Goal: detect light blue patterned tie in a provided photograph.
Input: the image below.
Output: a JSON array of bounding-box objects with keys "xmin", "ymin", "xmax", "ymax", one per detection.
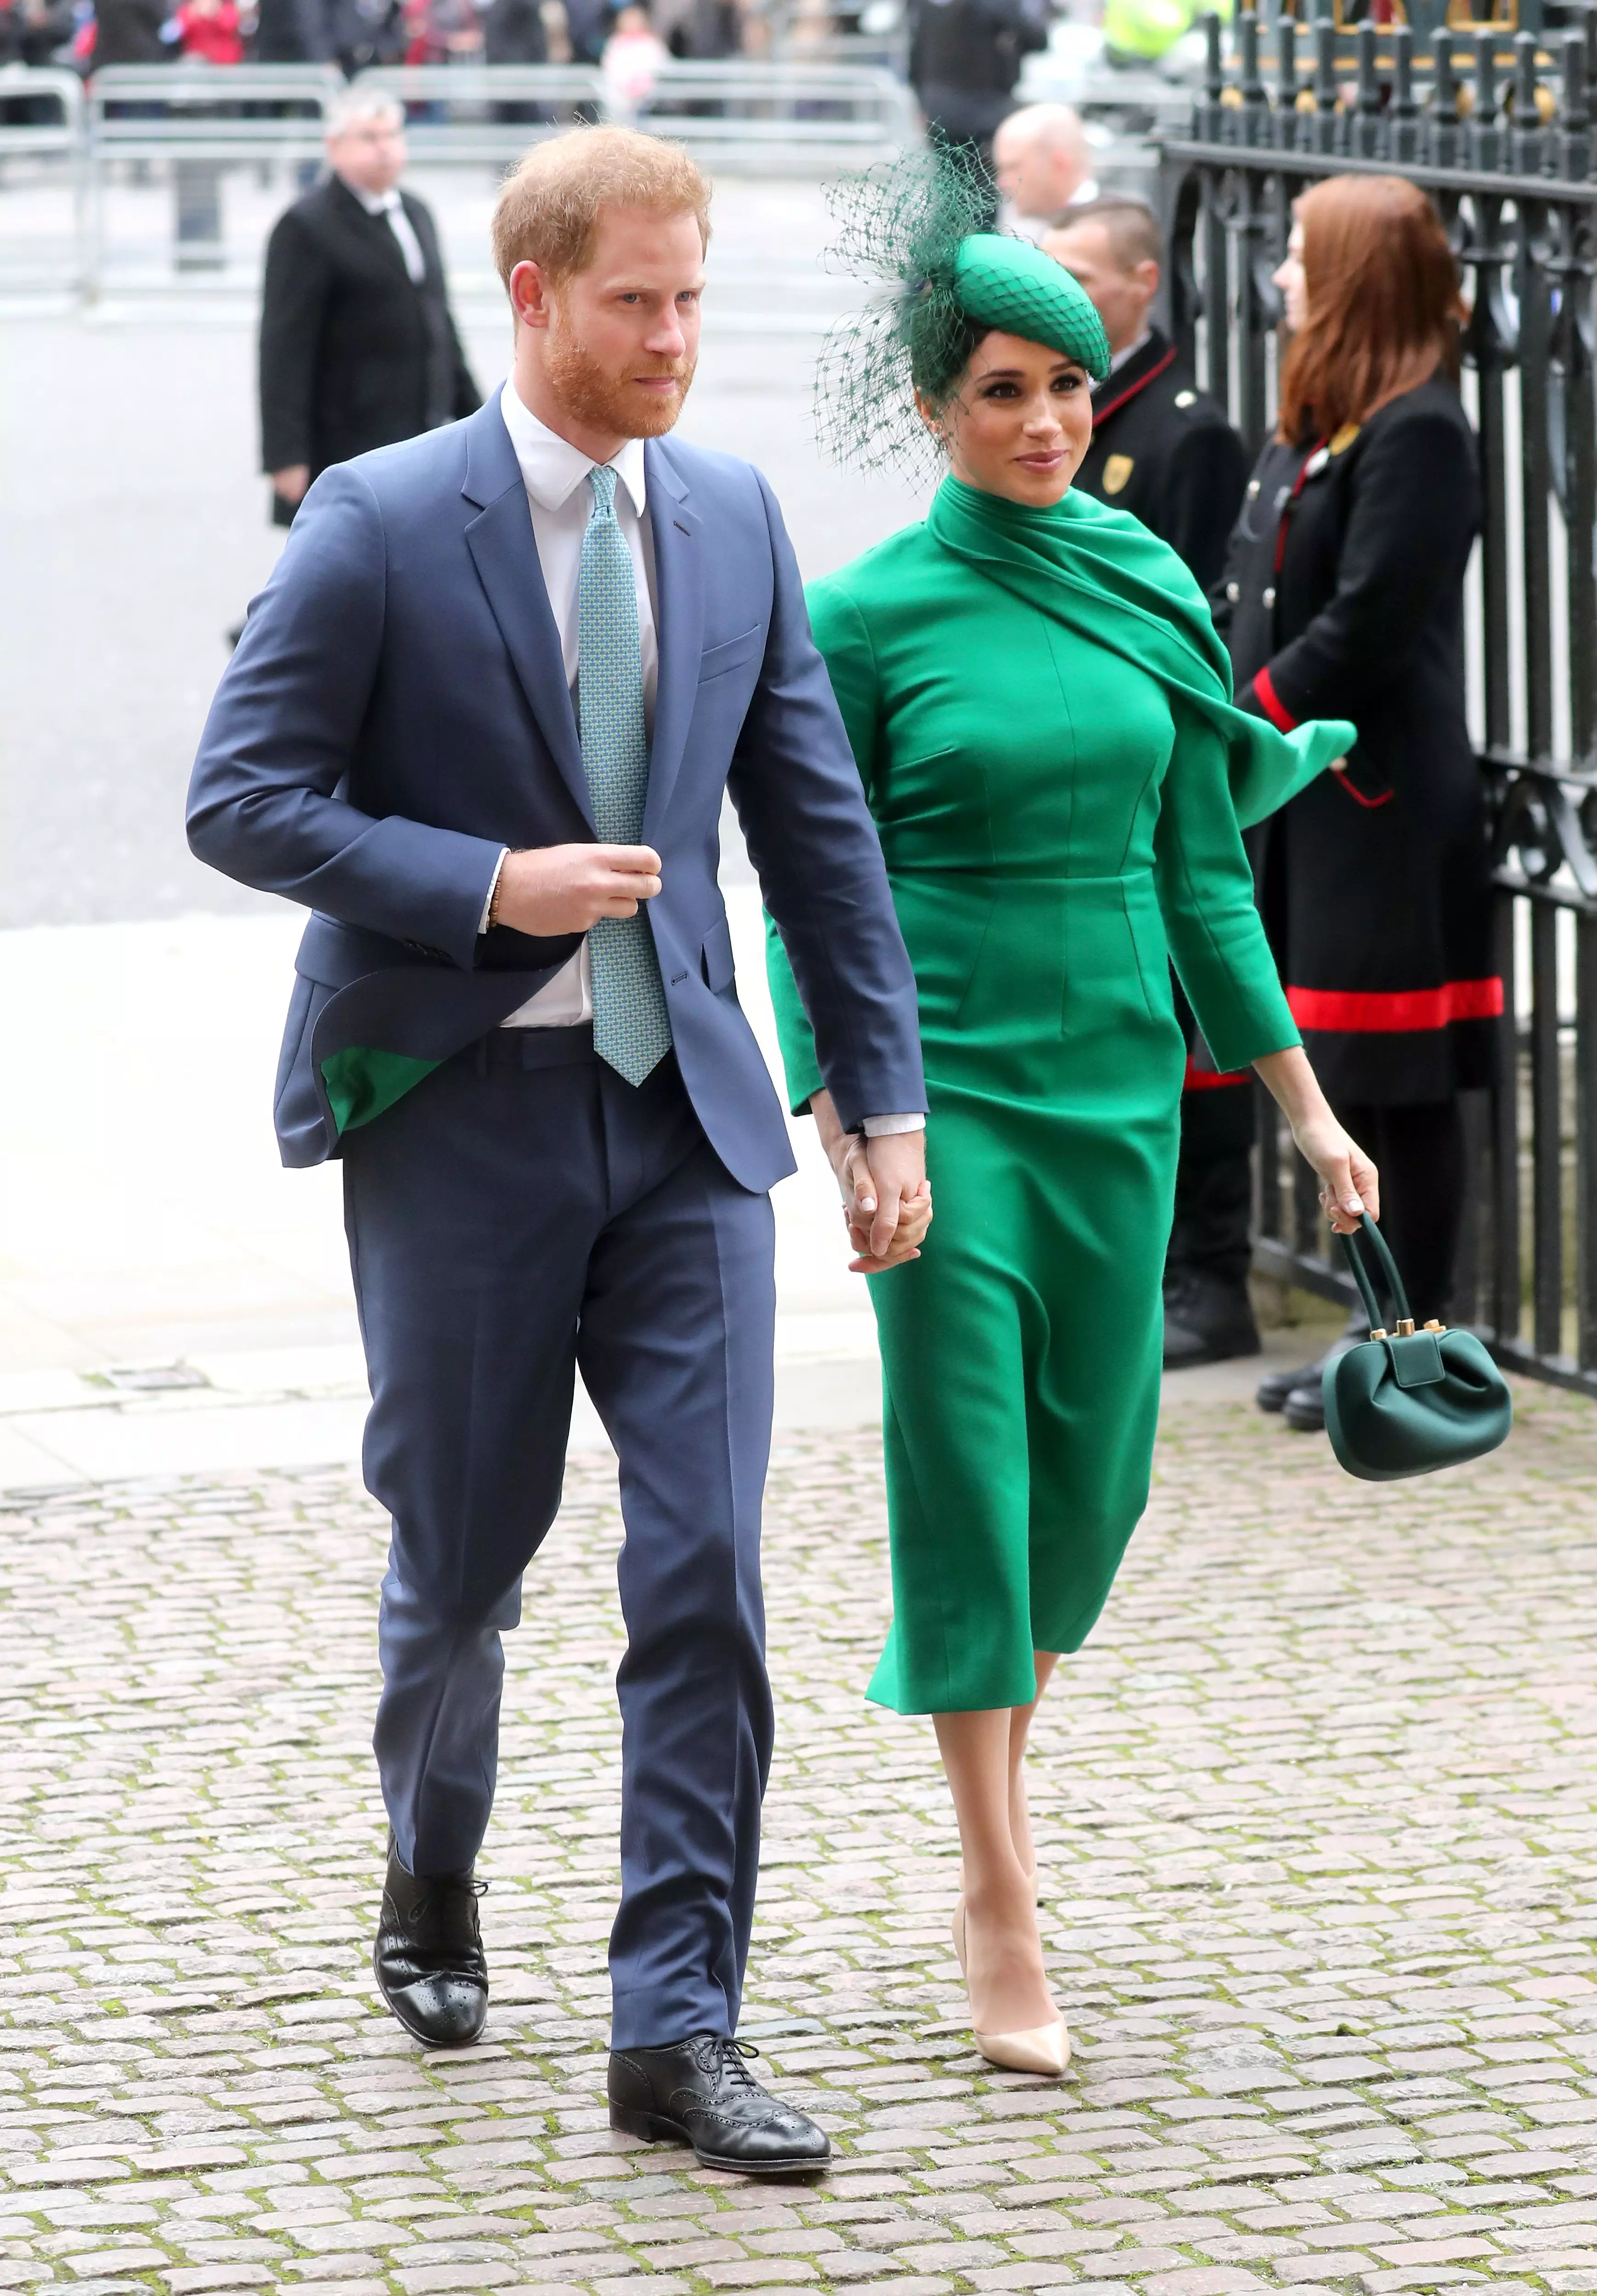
[{"xmin": 578, "ymin": 463, "xmax": 672, "ymax": 1086}]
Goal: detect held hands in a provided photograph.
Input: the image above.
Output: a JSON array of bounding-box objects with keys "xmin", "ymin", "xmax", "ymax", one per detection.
[
  {"xmin": 812, "ymin": 1090, "xmax": 932, "ymax": 1273},
  {"xmin": 491, "ymin": 844, "xmax": 663, "ymax": 936},
  {"xmin": 1253, "ymin": 1045, "xmax": 1380, "ymax": 1237}
]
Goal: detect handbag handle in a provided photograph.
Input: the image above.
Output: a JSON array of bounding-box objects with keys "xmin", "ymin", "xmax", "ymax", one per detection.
[{"xmin": 1339, "ymin": 1213, "xmax": 1415, "ymax": 1335}]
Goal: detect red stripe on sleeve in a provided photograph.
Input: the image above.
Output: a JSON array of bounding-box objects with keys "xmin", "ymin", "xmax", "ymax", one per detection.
[
  {"xmin": 1287, "ymin": 978, "xmax": 1506, "ymax": 1033},
  {"xmin": 1183, "ymin": 1056, "xmax": 1253, "ymax": 1091},
  {"xmin": 1253, "ymin": 666, "xmax": 1298, "ymax": 732}
]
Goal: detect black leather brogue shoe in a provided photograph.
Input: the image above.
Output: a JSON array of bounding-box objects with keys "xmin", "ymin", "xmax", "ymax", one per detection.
[
  {"xmin": 609, "ymin": 2033, "xmax": 830, "ymax": 2175},
  {"xmin": 372, "ymin": 1833, "xmax": 488, "ymax": 2047}
]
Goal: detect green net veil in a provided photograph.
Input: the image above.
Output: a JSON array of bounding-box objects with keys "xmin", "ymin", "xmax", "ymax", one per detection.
[{"xmin": 812, "ymin": 144, "xmax": 1112, "ymax": 479}]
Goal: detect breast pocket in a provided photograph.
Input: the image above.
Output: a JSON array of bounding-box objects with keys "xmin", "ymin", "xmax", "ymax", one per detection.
[{"xmin": 698, "ymin": 625, "xmax": 764, "ymax": 685}]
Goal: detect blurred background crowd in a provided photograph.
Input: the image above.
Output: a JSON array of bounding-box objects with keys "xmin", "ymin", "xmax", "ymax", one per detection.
[{"xmin": 0, "ymin": 0, "xmax": 1216, "ymax": 144}]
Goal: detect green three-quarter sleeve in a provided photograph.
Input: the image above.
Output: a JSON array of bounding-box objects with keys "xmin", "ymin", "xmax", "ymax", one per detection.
[
  {"xmin": 763, "ymin": 580, "xmax": 882, "ymax": 1116},
  {"xmin": 1154, "ymin": 698, "xmax": 1299, "ymax": 1074}
]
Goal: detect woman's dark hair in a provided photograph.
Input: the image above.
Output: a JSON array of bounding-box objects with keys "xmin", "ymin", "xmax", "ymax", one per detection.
[
  {"xmin": 908, "ymin": 295, "xmax": 988, "ymax": 406},
  {"xmin": 1277, "ymin": 175, "xmax": 1465, "ymax": 443}
]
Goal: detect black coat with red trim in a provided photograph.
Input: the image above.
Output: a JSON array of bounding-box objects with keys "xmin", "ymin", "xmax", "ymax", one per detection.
[
  {"xmin": 1211, "ymin": 375, "xmax": 1498, "ymax": 1105},
  {"xmin": 1075, "ymin": 329, "xmax": 1249, "ymax": 594}
]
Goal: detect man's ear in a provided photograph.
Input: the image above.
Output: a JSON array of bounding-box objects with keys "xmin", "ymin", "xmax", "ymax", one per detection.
[{"xmin": 509, "ymin": 259, "xmax": 555, "ymax": 332}]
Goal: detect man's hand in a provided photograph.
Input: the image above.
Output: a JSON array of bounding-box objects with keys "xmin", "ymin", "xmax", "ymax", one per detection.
[
  {"xmin": 812, "ymin": 1091, "xmax": 931, "ymax": 1274},
  {"xmin": 491, "ymin": 844, "xmax": 662, "ymax": 936},
  {"xmin": 271, "ymin": 464, "xmax": 311, "ymax": 506}
]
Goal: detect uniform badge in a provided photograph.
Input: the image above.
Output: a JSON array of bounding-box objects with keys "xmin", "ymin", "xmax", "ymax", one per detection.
[
  {"xmin": 1103, "ymin": 454, "xmax": 1134, "ymax": 494},
  {"xmin": 1330, "ymin": 422, "xmax": 1362, "ymax": 454},
  {"xmin": 1174, "ymin": 389, "xmax": 1196, "ymax": 408}
]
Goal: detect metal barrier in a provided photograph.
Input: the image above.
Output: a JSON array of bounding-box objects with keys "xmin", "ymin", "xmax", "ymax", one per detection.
[
  {"xmin": 351, "ymin": 64, "xmax": 608, "ymax": 163},
  {"xmin": 0, "ymin": 66, "xmax": 87, "ymax": 292},
  {"xmin": 0, "ymin": 62, "xmax": 84, "ymax": 158},
  {"xmin": 1161, "ymin": 10, "xmax": 1597, "ymax": 1397},
  {"xmin": 87, "ymin": 61, "xmax": 342, "ymax": 155},
  {"xmin": 0, "ymin": 61, "xmax": 919, "ymax": 299},
  {"xmin": 632, "ymin": 60, "xmax": 917, "ymax": 170},
  {"xmin": 86, "ymin": 62, "xmax": 341, "ymax": 291}
]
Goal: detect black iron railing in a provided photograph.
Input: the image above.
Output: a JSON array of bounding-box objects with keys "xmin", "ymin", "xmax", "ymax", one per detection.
[{"xmin": 1160, "ymin": 7, "xmax": 1597, "ymax": 1394}]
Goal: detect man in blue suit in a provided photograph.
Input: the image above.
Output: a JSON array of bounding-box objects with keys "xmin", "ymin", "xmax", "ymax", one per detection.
[{"xmin": 187, "ymin": 125, "xmax": 927, "ymax": 2174}]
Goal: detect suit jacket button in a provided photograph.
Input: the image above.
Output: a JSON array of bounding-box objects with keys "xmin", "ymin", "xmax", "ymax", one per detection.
[
  {"xmin": 1226, "ymin": 580, "xmax": 1241, "ymax": 602},
  {"xmin": 1262, "ymin": 585, "xmax": 1276, "ymax": 608}
]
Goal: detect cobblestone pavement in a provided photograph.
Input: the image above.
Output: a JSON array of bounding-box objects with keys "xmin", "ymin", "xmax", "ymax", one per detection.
[{"xmin": 4, "ymin": 1390, "xmax": 1597, "ymax": 2296}]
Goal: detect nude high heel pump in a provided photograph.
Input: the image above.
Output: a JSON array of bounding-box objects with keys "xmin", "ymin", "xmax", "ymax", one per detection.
[{"xmin": 951, "ymin": 1901, "xmax": 1071, "ymax": 2077}]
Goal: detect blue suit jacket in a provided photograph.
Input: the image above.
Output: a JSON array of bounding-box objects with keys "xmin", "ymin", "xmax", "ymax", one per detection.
[{"xmin": 186, "ymin": 395, "xmax": 925, "ymax": 1190}]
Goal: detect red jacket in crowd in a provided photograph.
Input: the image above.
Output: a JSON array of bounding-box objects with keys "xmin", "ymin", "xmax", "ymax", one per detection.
[{"xmin": 174, "ymin": 0, "xmax": 243, "ymax": 62}]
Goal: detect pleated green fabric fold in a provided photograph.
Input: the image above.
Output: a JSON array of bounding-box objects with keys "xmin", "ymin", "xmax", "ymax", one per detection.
[{"xmin": 925, "ymin": 476, "xmax": 1353, "ymax": 831}]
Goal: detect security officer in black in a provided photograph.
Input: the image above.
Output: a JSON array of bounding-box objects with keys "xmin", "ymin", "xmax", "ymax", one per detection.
[{"xmin": 1047, "ymin": 195, "xmax": 1259, "ymax": 1371}]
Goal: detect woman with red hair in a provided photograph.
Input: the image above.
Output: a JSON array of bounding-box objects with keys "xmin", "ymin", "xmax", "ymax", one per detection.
[{"xmin": 1213, "ymin": 174, "xmax": 1497, "ymax": 1431}]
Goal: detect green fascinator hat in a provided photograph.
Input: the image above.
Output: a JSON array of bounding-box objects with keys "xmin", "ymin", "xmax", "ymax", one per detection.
[
  {"xmin": 951, "ymin": 233, "xmax": 1109, "ymax": 383},
  {"xmin": 813, "ymin": 146, "xmax": 1110, "ymax": 476}
]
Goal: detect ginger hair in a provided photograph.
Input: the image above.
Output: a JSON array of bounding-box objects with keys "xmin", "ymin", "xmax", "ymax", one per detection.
[
  {"xmin": 1277, "ymin": 174, "xmax": 1464, "ymax": 444},
  {"xmin": 491, "ymin": 124, "xmax": 711, "ymax": 294}
]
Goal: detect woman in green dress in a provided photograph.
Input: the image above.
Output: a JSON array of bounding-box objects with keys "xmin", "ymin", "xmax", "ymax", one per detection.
[{"xmin": 765, "ymin": 156, "xmax": 1378, "ymax": 2074}]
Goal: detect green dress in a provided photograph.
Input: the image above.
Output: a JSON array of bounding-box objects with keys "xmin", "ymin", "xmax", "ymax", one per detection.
[{"xmin": 766, "ymin": 476, "xmax": 1354, "ymax": 1716}]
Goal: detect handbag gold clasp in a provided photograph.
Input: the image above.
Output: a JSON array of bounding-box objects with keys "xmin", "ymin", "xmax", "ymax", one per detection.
[
  {"xmin": 1370, "ymin": 1326, "xmax": 1388, "ymax": 1339},
  {"xmin": 1396, "ymin": 1318, "xmax": 1416, "ymax": 1336}
]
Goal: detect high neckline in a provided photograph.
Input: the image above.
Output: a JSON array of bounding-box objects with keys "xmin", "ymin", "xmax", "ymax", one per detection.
[{"xmin": 938, "ymin": 474, "xmax": 1082, "ymax": 529}]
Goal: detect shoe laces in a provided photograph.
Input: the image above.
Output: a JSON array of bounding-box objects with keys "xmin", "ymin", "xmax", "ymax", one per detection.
[
  {"xmin": 410, "ymin": 1875, "xmax": 487, "ymax": 1926},
  {"xmin": 705, "ymin": 2035, "xmax": 763, "ymax": 2092}
]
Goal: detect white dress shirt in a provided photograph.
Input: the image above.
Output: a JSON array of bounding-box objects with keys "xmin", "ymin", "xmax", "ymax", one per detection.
[
  {"xmin": 352, "ymin": 183, "xmax": 427, "ymax": 287},
  {"xmin": 482, "ymin": 383, "xmax": 924, "ymax": 1138}
]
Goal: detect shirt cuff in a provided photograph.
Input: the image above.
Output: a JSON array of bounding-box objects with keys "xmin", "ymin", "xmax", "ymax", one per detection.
[
  {"xmin": 860, "ymin": 1113, "xmax": 926, "ymax": 1137},
  {"xmin": 478, "ymin": 847, "xmax": 509, "ymax": 936}
]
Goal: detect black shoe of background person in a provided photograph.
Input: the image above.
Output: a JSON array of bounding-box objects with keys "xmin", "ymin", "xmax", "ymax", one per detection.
[
  {"xmin": 1162, "ymin": 1269, "xmax": 1262, "ymax": 1371},
  {"xmin": 1281, "ymin": 1376, "xmax": 1330, "ymax": 1433},
  {"xmin": 1256, "ymin": 1330, "xmax": 1363, "ymax": 1414},
  {"xmin": 372, "ymin": 1833, "xmax": 488, "ymax": 2047},
  {"xmin": 609, "ymin": 2033, "xmax": 831, "ymax": 2174}
]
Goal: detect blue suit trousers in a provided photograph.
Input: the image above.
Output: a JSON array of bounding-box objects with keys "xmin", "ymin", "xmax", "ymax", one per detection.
[{"xmin": 342, "ymin": 1030, "xmax": 777, "ymax": 2050}]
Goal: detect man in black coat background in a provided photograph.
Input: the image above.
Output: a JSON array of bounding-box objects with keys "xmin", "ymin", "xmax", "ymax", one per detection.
[
  {"xmin": 1047, "ymin": 195, "xmax": 1261, "ymax": 1373},
  {"xmin": 259, "ymin": 90, "xmax": 480, "ymax": 528},
  {"xmin": 908, "ymin": 0, "xmax": 1050, "ymax": 172}
]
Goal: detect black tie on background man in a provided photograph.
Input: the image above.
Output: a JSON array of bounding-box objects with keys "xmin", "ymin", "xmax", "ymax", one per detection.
[
  {"xmin": 259, "ymin": 90, "xmax": 480, "ymax": 528},
  {"xmin": 1046, "ymin": 194, "xmax": 1260, "ymax": 1374}
]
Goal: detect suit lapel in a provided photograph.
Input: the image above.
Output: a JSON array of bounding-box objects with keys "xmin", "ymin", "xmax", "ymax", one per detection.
[
  {"xmin": 461, "ymin": 400, "xmax": 593, "ymax": 830},
  {"xmin": 643, "ymin": 439, "xmax": 702, "ymax": 844}
]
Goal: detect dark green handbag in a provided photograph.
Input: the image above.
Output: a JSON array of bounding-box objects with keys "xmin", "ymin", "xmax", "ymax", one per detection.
[{"xmin": 1323, "ymin": 1215, "xmax": 1512, "ymax": 1481}]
